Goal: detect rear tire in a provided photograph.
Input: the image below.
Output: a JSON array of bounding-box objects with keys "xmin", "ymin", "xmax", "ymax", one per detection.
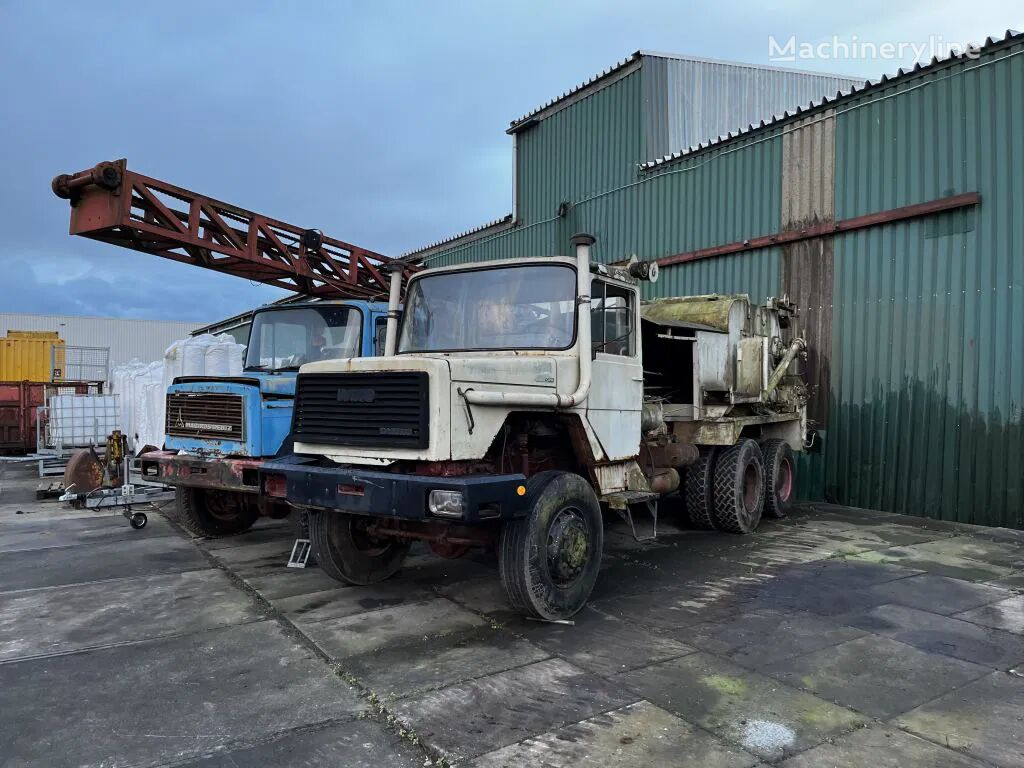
[
  {"xmin": 712, "ymin": 439, "xmax": 765, "ymax": 534},
  {"xmin": 499, "ymin": 471, "xmax": 603, "ymax": 620},
  {"xmin": 684, "ymin": 448, "xmax": 718, "ymax": 529},
  {"xmin": 760, "ymin": 439, "xmax": 796, "ymax": 519},
  {"xmin": 174, "ymin": 487, "xmax": 258, "ymax": 537},
  {"xmin": 308, "ymin": 511, "xmax": 410, "ymax": 585}
]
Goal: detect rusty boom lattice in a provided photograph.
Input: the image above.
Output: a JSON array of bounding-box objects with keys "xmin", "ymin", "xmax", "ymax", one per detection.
[{"xmin": 52, "ymin": 159, "xmax": 415, "ymax": 299}]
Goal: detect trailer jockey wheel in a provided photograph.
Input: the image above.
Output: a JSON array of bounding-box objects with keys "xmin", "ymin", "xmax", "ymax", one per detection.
[
  {"xmin": 308, "ymin": 512, "xmax": 410, "ymax": 586},
  {"xmin": 174, "ymin": 487, "xmax": 258, "ymax": 537},
  {"xmin": 499, "ymin": 471, "xmax": 603, "ymax": 620},
  {"xmin": 712, "ymin": 439, "xmax": 765, "ymax": 534},
  {"xmin": 760, "ymin": 439, "xmax": 796, "ymax": 519}
]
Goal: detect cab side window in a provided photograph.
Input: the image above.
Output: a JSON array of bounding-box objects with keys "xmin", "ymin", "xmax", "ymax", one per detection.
[
  {"xmin": 591, "ymin": 279, "xmax": 635, "ymax": 356},
  {"xmin": 374, "ymin": 317, "xmax": 388, "ymax": 356}
]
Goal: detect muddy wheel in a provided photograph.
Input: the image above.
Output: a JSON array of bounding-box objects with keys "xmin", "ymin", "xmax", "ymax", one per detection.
[
  {"xmin": 760, "ymin": 439, "xmax": 796, "ymax": 519},
  {"xmin": 308, "ymin": 511, "xmax": 410, "ymax": 585},
  {"xmin": 712, "ymin": 439, "xmax": 765, "ymax": 534},
  {"xmin": 498, "ymin": 471, "xmax": 603, "ymax": 620},
  {"xmin": 684, "ymin": 447, "xmax": 718, "ymax": 529},
  {"xmin": 174, "ymin": 487, "xmax": 258, "ymax": 537}
]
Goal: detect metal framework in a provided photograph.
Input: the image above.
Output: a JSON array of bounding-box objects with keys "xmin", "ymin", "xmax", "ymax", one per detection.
[{"xmin": 53, "ymin": 160, "xmax": 413, "ymax": 299}]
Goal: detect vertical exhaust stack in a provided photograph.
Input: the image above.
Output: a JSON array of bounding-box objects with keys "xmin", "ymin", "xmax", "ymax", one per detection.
[
  {"xmin": 565, "ymin": 233, "xmax": 596, "ymax": 407},
  {"xmin": 383, "ymin": 262, "xmax": 405, "ymax": 356}
]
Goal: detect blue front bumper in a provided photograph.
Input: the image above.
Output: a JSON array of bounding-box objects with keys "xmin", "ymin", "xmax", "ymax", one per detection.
[{"xmin": 260, "ymin": 455, "xmax": 530, "ymax": 524}]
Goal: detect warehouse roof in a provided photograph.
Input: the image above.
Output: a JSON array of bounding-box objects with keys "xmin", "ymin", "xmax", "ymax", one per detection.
[
  {"xmin": 639, "ymin": 29, "xmax": 1023, "ymax": 171},
  {"xmin": 506, "ymin": 50, "xmax": 860, "ymax": 134}
]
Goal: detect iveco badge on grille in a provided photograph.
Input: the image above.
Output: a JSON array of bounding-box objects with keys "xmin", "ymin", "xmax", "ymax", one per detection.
[{"xmin": 336, "ymin": 388, "xmax": 375, "ymax": 403}]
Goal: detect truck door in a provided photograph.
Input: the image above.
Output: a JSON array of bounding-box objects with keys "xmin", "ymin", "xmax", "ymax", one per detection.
[{"xmin": 586, "ymin": 279, "xmax": 643, "ymax": 460}]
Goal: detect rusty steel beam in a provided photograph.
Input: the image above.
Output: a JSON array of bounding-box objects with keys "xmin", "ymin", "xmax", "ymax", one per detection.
[
  {"xmin": 52, "ymin": 159, "xmax": 415, "ymax": 299},
  {"xmin": 657, "ymin": 192, "xmax": 981, "ymax": 268}
]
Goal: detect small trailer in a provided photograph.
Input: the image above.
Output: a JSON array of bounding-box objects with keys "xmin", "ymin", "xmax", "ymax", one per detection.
[{"xmin": 262, "ymin": 235, "xmax": 809, "ymax": 619}]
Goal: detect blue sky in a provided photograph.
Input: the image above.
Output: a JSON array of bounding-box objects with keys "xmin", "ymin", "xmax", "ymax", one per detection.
[{"xmin": 1, "ymin": 1, "xmax": 1018, "ymax": 322}]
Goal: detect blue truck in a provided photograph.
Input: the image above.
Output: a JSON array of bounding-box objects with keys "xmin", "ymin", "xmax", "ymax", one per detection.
[{"xmin": 141, "ymin": 299, "xmax": 390, "ymax": 536}]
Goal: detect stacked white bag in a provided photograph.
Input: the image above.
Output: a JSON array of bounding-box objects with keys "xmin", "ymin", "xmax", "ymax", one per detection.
[{"xmin": 110, "ymin": 334, "xmax": 247, "ymax": 453}]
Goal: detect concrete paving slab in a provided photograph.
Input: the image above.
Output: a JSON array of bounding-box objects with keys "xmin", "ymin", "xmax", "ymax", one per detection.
[
  {"xmin": 618, "ymin": 651, "xmax": 866, "ymax": 761},
  {"xmin": 984, "ymin": 571, "xmax": 1024, "ymax": 590},
  {"xmin": 513, "ymin": 605, "xmax": 696, "ymax": 676},
  {"xmin": 391, "ymin": 657, "xmax": 637, "ymax": 762},
  {"xmin": 591, "ymin": 578, "xmax": 764, "ymax": 632},
  {"xmin": 954, "ymin": 596, "xmax": 1024, "ymax": 634},
  {"xmin": 772, "ymin": 519, "xmax": 955, "ymax": 549},
  {"xmin": 778, "ymin": 724, "xmax": 989, "ymax": 768},
  {"xmin": 344, "ymin": 627, "xmax": 549, "ymax": 699},
  {"xmin": 399, "ymin": 550, "xmax": 499, "ymax": 587},
  {"xmin": 0, "ymin": 512, "xmax": 177, "ymax": 553},
  {"xmin": 272, "ymin": 579, "xmax": 437, "ymax": 624},
  {"xmin": 589, "ymin": 557, "xmax": 683, "ymax": 601},
  {"xmin": 179, "ymin": 719, "xmax": 424, "ymax": 768},
  {"xmin": 861, "ymin": 573, "xmax": 1011, "ymax": 615},
  {"xmin": 0, "ymin": 535, "xmax": 208, "ymax": 593},
  {"xmin": 471, "ymin": 700, "xmax": 760, "ymax": 768},
  {"xmin": 299, "ymin": 597, "xmax": 486, "ymax": 658},
  {"xmin": 196, "ymin": 519, "xmax": 294, "ymax": 550},
  {"xmin": 683, "ymin": 608, "xmax": 867, "ymax": 669},
  {"xmin": 207, "ymin": 538, "xmax": 295, "ymax": 578},
  {"xmin": 0, "ymin": 569, "xmax": 262, "ymax": 662},
  {"xmin": 898, "ymin": 671, "xmax": 1024, "ymax": 768},
  {"xmin": 776, "ymin": 557, "xmax": 923, "ymax": 587},
  {"xmin": 438, "ymin": 575, "xmax": 518, "ymax": 616},
  {"xmin": 243, "ymin": 567, "xmax": 352, "ymax": 600},
  {"xmin": 759, "ymin": 635, "xmax": 992, "ymax": 719},
  {"xmin": 910, "ymin": 536, "xmax": 1024, "ymax": 570},
  {"xmin": 753, "ymin": 579, "xmax": 898, "ymax": 617},
  {"xmin": 847, "ymin": 546, "xmax": 1015, "ymax": 582},
  {"xmin": 838, "ymin": 603, "xmax": 1024, "ymax": 669},
  {"xmin": 0, "ymin": 620, "xmax": 363, "ymax": 768}
]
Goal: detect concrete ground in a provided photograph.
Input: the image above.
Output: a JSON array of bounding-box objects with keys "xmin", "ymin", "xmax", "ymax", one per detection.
[{"xmin": 1, "ymin": 464, "xmax": 1023, "ymax": 768}]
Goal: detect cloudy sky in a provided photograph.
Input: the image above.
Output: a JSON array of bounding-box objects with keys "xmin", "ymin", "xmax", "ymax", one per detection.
[{"xmin": 1, "ymin": 1, "xmax": 1019, "ymax": 323}]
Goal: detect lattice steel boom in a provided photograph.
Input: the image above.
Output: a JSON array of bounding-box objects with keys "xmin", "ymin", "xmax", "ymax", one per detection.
[{"xmin": 52, "ymin": 159, "xmax": 413, "ymax": 299}]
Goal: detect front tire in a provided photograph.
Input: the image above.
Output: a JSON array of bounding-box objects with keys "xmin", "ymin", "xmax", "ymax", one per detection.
[
  {"xmin": 498, "ymin": 471, "xmax": 603, "ymax": 620},
  {"xmin": 174, "ymin": 487, "xmax": 258, "ymax": 537},
  {"xmin": 712, "ymin": 439, "xmax": 765, "ymax": 534},
  {"xmin": 308, "ymin": 511, "xmax": 410, "ymax": 585}
]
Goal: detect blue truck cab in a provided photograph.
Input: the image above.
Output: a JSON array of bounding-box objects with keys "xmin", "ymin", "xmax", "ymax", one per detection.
[{"xmin": 141, "ymin": 299, "xmax": 390, "ymax": 536}]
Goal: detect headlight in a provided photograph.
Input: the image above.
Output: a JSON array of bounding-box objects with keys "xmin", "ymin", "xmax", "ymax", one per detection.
[{"xmin": 428, "ymin": 489, "xmax": 464, "ymax": 518}]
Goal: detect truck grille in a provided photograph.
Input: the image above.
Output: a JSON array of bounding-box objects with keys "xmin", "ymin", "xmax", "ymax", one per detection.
[
  {"xmin": 293, "ymin": 372, "xmax": 429, "ymax": 450},
  {"xmin": 166, "ymin": 393, "xmax": 245, "ymax": 441}
]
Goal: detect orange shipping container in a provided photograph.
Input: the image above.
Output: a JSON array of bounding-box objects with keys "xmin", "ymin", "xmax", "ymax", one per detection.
[{"xmin": 0, "ymin": 331, "xmax": 65, "ymax": 382}]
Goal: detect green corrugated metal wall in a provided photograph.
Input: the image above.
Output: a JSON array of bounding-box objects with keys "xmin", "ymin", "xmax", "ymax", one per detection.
[
  {"xmin": 419, "ymin": 36, "xmax": 1024, "ymax": 528},
  {"xmin": 827, "ymin": 40, "xmax": 1024, "ymax": 527}
]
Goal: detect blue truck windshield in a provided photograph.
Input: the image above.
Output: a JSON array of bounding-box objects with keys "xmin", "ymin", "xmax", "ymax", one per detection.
[
  {"xmin": 398, "ymin": 264, "xmax": 577, "ymax": 353},
  {"xmin": 245, "ymin": 306, "xmax": 361, "ymax": 371}
]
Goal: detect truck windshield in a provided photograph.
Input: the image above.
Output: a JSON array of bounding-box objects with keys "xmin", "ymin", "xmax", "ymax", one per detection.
[
  {"xmin": 245, "ymin": 306, "xmax": 361, "ymax": 371},
  {"xmin": 398, "ymin": 264, "xmax": 576, "ymax": 353}
]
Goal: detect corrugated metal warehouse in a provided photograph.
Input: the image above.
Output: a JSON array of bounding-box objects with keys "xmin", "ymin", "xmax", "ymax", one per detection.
[
  {"xmin": 0, "ymin": 313, "xmax": 201, "ymax": 370},
  {"xmin": 408, "ymin": 34, "xmax": 1024, "ymax": 530}
]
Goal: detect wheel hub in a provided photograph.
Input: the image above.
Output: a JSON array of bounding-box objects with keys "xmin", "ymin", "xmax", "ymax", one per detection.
[{"xmin": 547, "ymin": 509, "xmax": 589, "ymax": 586}]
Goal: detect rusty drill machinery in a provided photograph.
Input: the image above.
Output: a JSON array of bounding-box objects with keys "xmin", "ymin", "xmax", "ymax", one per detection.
[{"xmin": 52, "ymin": 159, "xmax": 416, "ymax": 299}]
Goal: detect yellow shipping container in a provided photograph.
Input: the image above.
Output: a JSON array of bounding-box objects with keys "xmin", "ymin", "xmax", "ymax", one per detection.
[{"xmin": 0, "ymin": 331, "xmax": 65, "ymax": 382}]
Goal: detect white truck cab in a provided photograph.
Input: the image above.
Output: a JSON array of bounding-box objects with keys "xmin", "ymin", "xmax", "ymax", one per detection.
[{"xmin": 262, "ymin": 235, "xmax": 808, "ymax": 619}]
